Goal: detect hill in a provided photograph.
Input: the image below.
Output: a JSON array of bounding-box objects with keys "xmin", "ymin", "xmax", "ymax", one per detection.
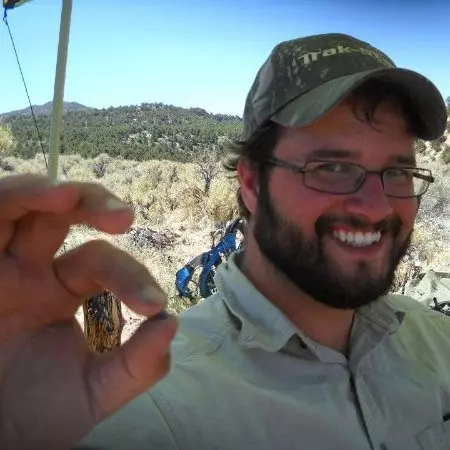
[
  {"xmin": 1, "ymin": 100, "xmax": 449, "ymax": 165},
  {"xmin": 1, "ymin": 102, "xmax": 243, "ymax": 163},
  {"xmin": 0, "ymin": 101, "xmax": 92, "ymax": 120}
]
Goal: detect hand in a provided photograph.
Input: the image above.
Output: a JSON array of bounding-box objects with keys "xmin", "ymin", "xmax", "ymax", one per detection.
[{"xmin": 0, "ymin": 174, "xmax": 178, "ymax": 450}]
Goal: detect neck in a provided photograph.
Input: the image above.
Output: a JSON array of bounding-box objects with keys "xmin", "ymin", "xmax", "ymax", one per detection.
[{"xmin": 237, "ymin": 239, "xmax": 355, "ymax": 355}]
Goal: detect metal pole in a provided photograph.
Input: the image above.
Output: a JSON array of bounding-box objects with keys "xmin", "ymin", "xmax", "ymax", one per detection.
[{"xmin": 47, "ymin": 0, "xmax": 72, "ymax": 183}]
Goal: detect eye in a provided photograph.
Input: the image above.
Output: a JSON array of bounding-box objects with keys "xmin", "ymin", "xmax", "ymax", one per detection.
[
  {"xmin": 385, "ymin": 168, "xmax": 413, "ymax": 180},
  {"xmin": 315, "ymin": 162, "xmax": 352, "ymax": 173}
]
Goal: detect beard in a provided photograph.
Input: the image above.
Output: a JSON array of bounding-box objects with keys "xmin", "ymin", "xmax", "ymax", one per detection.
[{"xmin": 252, "ymin": 185, "xmax": 413, "ymax": 310}]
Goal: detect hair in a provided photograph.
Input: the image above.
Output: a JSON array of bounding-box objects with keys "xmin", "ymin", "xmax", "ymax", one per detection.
[{"xmin": 222, "ymin": 79, "xmax": 423, "ymax": 221}]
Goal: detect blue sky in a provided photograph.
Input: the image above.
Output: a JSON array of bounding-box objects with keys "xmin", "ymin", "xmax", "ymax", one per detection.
[{"xmin": 1, "ymin": 0, "xmax": 449, "ymax": 116}]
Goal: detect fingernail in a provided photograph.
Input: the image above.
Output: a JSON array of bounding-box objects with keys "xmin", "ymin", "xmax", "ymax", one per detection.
[
  {"xmin": 104, "ymin": 197, "xmax": 129, "ymax": 211},
  {"xmin": 141, "ymin": 285, "xmax": 168, "ymax": 305}
]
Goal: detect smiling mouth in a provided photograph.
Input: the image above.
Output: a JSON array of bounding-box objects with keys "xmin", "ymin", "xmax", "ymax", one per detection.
[{"xmin": 330, "ymin": 227, "xmax": 383, "ymax": 248}]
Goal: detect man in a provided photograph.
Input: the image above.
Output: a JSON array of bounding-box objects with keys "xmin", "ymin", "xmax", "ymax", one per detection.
[{"xmin": 0, "ymin": 32, "xmax": 449, "ymax": 449}]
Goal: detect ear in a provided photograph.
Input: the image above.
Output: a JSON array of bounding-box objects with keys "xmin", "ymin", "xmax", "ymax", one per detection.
[{"xmin": 237, "ymin": 158, "xmax": 259, "ymax": 215}]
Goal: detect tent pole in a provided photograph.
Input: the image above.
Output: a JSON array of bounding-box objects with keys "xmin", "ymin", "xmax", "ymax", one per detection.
[{"xmin": 47, "ymin": 0, "xmax": 72, "ymax": 183}]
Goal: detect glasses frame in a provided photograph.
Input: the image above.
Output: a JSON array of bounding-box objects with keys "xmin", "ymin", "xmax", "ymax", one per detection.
[{"xmin": 263, "ymin": 156, "xmax": 435, "ymax": 198}]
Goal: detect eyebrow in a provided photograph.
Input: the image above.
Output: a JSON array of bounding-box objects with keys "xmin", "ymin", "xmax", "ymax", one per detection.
[
  {"xmin": 306, "ymin": 148, "xmax": 357, "ymax": 160},
  {"xmin": 305, "ymin": 148, "xmax": 416, "ymax": 166},
  {"xmin": 393, "ymin": 154, "xmax": 416, "ymax": 166}
]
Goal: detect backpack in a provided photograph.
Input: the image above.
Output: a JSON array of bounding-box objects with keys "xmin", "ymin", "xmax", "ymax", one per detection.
[{"xmin": 175, "ymin": 218, "xmax": 245, "ymax": 301}]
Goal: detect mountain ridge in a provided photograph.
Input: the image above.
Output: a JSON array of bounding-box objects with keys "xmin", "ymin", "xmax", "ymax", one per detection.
[
  {"xmin": 2, "ymin": 101, "xmax": 243, "ymax": 162},
  {"xmin": 1, "ymin": 100, "xmax": 448, "ymax": 165},
  {"xmin": 0, "ymin": 101, "xmax": 93, "ymax": 119}
]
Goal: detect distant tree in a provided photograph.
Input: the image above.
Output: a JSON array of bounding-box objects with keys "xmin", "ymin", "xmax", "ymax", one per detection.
[
  {"xmin": 196, "ymin": 145, "xmax": 221, "ymax": 195},
  {"xmin": 437, "ymin": 135, "xmax": 447, "ymax": 145},
  {"xmin": 0, "ymin": 123, "xmax": 16, "ymax": 162},
  {"xmin": 415, "ymin": 140, "xmax": 427, "ymax": 154},
  {"xmin": 89, "ymin": 153, "xmax": 111, "ymax": 178},
  {"xmin": 430, "ymin": 139, "xmax": 443, "ymax": 153},
  {"xmin": 442, "ymin": 145, "xmax": 450, "ymax": 165}
]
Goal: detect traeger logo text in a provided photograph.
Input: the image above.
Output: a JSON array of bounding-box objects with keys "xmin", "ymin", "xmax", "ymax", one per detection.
[{"xmin": 298, "ymin": 45, "xmax": 392, "ymax": 67}]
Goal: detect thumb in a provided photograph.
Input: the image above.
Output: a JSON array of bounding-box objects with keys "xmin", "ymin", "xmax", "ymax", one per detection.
[{"xmin": 86, "ymin": 312, "xmax": 178, "ymax": 422}]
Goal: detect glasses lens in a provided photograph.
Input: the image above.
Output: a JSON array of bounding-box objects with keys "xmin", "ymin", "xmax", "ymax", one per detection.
[
  {"xmin": 383, "ymin": 168, "xmax": 432, "ymax": 197},
  {"xmin": 304, "ymin": 162, "xmax": 365, "ymax": 193}
]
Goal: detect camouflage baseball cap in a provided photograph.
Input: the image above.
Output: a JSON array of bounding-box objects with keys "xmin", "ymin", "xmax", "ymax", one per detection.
[{"xmin": 243, "ymin": 33, "xmax": 447, "ymax": 141}]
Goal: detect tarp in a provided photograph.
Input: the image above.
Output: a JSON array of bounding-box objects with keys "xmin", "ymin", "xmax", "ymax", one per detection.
[
  {"xmin": 403, "ymin": 270, "xmax": 450, "ymax": 313},
  {"xmin": 3, "ymin": 0, "xmax": 32, "ymax": 10}
]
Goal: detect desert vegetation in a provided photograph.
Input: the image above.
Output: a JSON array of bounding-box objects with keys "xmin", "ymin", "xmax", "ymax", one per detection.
[{"xmin": 0, "ymin": 100, "xmax": 448, "ymax": 340}]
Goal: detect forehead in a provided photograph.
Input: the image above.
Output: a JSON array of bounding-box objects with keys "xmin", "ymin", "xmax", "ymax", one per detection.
[{"xmin": 274, "ymin": 98, "xmax": 416, "ymax": 163}]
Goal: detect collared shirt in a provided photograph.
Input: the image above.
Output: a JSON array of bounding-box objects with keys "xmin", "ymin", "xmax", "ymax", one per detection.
[{"xmin": 76, "ymin": 251, "xmax": 450, "ymax": 450}]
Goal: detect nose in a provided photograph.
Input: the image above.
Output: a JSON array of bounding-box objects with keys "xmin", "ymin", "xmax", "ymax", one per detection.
[{"xmin": 344, "ymin": 173, "xmax": 394, "ymax": 223}]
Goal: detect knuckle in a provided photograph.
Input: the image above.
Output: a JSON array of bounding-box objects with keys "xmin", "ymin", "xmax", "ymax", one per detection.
[
  {"xmin": 75, "ymin": 181, "xmax": 116, "ymax": 199},
  {"xmin": 79, "ymin": 240, "xmax": 135, "ymax": 275},
  {"xmin": 81, "ymin": 239, "xmax": 116, "ymax": 257}
]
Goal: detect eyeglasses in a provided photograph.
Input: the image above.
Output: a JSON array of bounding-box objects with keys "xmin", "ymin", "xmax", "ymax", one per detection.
[{"xmin": 264, "ymin": 157, "xmax": 434, "ymax": 198}]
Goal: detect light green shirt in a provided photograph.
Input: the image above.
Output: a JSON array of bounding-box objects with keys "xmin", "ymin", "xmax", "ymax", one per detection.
[{"xmin": 76, "ymin": 251, "xmax": 450, "ymax": 450}]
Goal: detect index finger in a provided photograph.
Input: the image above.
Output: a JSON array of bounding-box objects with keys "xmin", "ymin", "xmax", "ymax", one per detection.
[
  {"xmin": 0, "ymin": 174, "xmax": 81, "ymax": 220},
  {"xmin": 0, "ymin": 174, "xmax": 134, "ymax": 234}
]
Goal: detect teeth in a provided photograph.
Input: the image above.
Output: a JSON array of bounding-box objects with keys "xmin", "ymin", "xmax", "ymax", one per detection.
[
  {"xmin": 354, "ymin": 232, "xmax": 364, "ymax": 245},
  {"xmin": 332, "ymin": 229, "xmax": 381, "ymax": 247}
]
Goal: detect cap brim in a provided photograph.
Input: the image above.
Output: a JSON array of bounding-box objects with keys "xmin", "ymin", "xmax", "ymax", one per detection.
[{"xmin": 271, "ymin": 68, "xmax": 447, "ymax": 141}]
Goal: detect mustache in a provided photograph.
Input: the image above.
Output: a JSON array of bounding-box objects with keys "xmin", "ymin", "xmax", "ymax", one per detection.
[{"xmin": 315, "ymin": 214, "xmax": 403, "ymax": 237}]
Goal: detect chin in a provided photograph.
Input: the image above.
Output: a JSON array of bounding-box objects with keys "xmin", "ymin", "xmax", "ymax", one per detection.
[{"xmin": 330, "ymin": 253, "xmax": 390, "ymax": 281}]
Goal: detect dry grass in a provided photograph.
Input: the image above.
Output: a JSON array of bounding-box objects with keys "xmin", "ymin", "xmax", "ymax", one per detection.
[{"xmin": 1, "ymin": 154, "xmax": 240, "ymax": 335}]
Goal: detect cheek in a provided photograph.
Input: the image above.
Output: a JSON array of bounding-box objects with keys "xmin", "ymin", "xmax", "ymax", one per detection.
[
  {"xmin": 392, "ymin": 198, "xmax": 418, "ymax": 232},
  {"xmin": 271, "ymin": 175, "xmax": 332, "ymax": 233}
]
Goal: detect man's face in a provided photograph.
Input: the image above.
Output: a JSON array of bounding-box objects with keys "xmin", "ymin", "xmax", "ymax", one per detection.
[{"xmin": 252, "ymin": 98, "xmax": 418, "ymax": 309}]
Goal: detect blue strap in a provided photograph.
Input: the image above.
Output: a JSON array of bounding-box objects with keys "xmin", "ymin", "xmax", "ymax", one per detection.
[{"xmin": 175, "ymin": 223, "xmax": 243, "ymax": 299}]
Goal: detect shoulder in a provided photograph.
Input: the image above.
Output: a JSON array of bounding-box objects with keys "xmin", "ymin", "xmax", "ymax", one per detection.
[
  {"xmin": 170, "ymin": 292, "xmax": 237, "ymax": 359},
  {"xmin": 384, "ymin": 293, "xmax": 450, "ymax": 340},
  {"xmin": 385, "ymin": 292, "xmax": 442, "ymax": 316},
  {"xmin": 384, "ymin": 292, "xmax": 433, "ymax": 313}
]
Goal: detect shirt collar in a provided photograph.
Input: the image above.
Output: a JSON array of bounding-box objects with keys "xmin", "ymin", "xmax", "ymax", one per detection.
[
  {"xmin": 214, "ymin": 250, "xmax": 298, "ymax": 353},
  {"xmin": 213, "ymin": 250, "xmax": 404, "ymax": 358}
]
